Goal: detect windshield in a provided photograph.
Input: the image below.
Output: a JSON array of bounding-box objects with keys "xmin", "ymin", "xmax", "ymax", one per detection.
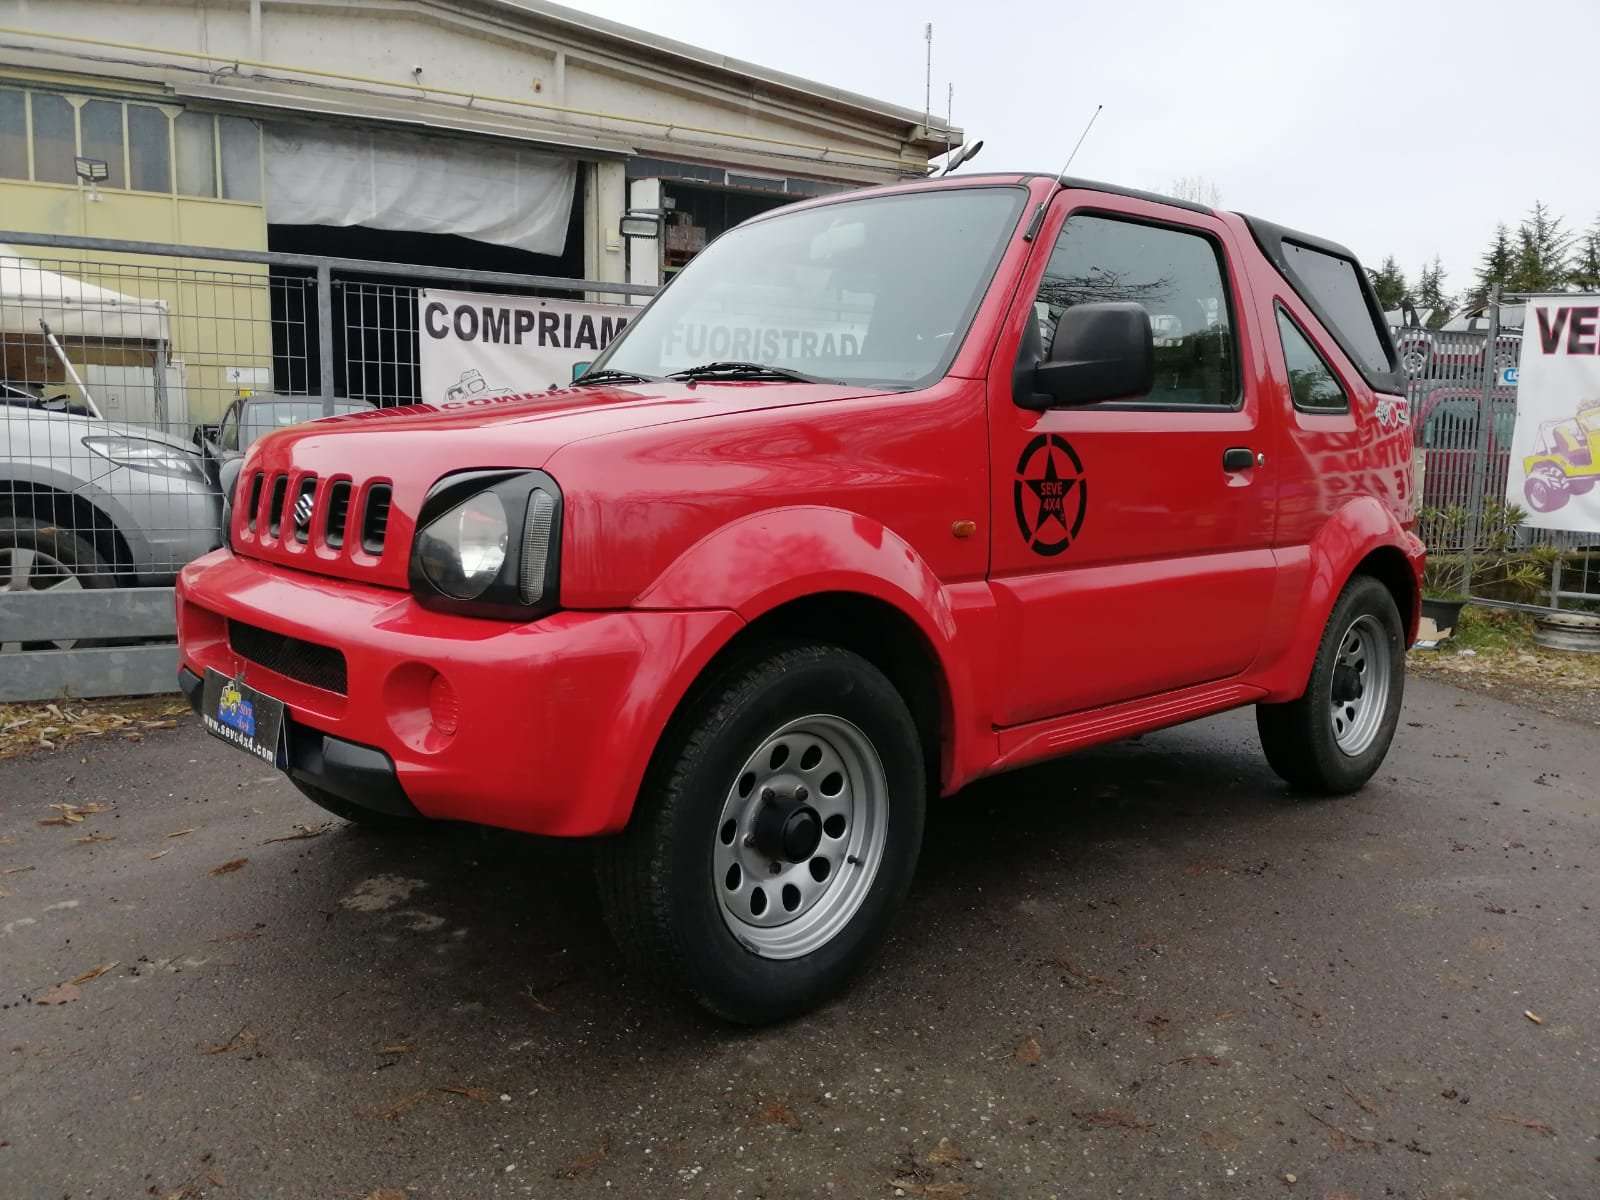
[{"xmin": 591, "ymin": 186, "xmax": 1025, "ymax": 389}]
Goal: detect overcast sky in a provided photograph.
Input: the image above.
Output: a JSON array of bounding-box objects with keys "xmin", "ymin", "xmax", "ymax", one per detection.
[{"xmin": 569, "ymin": 0, "xmax": 1597, "ymax": 303}]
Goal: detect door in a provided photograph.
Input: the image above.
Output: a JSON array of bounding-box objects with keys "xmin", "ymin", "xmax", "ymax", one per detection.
[{"xmin": 987, "ymin": 197, "xmax": 1277, "ymax": 725}]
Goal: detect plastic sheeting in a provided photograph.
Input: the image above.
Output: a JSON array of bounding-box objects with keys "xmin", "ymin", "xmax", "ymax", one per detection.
[
  {"xmin": 0, "ymin": 245, "xmax": 171, "ymax": 342},
  {"xmin": 263, "ymin": 122, "xmax": 576, "ymax": 256}
]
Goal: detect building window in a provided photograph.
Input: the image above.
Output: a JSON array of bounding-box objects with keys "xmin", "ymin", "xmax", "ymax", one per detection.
[
  {"xmin": 127, "ymin": 103, "xmax": 170, "ymax": 192},
  {"xmin": 30, "ymin": 91, "xmax": 77, "ymax": 185},
  {"xmin": 175, "ymin": 110, "xmax": 216, "ymax": 198},
  {"xmin": 0, "ymin": 88, "xmax": 27, "ymax": 179},
  {"xmin": 79, "ymin": 98, "xmax": 126, "ymax": 189},
  {"xmin": 218, "ymin": 115, "xmax": 261, "ymax": 202},
  {"xmin": 0, "ymin": 82, "xmax": 259, "ymax": 203}
]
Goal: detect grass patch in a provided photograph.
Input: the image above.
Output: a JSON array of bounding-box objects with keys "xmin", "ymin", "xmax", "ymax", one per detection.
[{"xmin": 1445, "ymin": 606, "xmax": 1536, "ymax": 655}]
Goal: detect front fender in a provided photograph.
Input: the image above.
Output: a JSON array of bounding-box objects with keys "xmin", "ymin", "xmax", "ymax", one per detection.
[
  {"xmin": 634, "ymin": 505, "xmax": 982, "ymax": 788},
  {"xmin": 1257, "ymin": 497, "xmax": 1424, "ymax": 702}
]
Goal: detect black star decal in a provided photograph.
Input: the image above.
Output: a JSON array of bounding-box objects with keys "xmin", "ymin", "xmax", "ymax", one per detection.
[{"xmin": 1025, "ymin": 452, "xmax": 1079, "ymax": 534}]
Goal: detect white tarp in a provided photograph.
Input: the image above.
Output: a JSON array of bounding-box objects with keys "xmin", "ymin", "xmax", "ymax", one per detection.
[
  {"xmin": 0, "ymin": 245, "xmax": 170, "ymax": 342},
  {"xmin": 1504, "ymin": 296, "xmax": 1600, "ymax": 532},
  {"xmin": 263, "ymin": 123, "xmax": 575, "ymax": 256},
  {"xmin": 418, "ymin": 289, "xmax": 632, "ymax": 401}
]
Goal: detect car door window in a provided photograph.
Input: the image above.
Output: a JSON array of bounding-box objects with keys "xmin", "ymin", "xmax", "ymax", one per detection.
[
  {"xmin": 1275, "ymin": 307, "xmax": 1348, "ymax": 412},
  {"xmin": 1034, "ymin": 213, "xmax": 1238, "ymax": 407},
  {"xmin": 219, "ymin": 403, "xmax": 241, "ymax": 452}
]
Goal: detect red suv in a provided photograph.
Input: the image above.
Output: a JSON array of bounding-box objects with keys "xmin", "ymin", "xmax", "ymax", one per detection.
[{"xmin": 177, "ymin": 174, "xmax": 1424, "ymax": 1022}]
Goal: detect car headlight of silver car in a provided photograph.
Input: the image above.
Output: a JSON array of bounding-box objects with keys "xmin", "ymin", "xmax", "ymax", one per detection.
[
  {"xmin": 408, "ymin": 469, "xmax": 561, "ymax": 618},
  {"xmin": 82, "ymin": 435, "xmax": 206, "ymax": 482}
]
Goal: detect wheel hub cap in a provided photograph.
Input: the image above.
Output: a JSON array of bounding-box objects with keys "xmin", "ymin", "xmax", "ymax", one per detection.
[
  {"xmin": 1329, "ymin": 614, "xmax": 1392, "ymax": 756},
  {"xmin": 751, "ymin": 792, "xmax": 823, "ymax": 863},
  {"xmin": 712, "ymin": 714, "xmax": 889, "ymax": 960}
]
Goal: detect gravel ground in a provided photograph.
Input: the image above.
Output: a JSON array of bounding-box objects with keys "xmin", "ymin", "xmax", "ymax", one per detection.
[{"xmin": 1, "ymin": 676, "xmax": 1597, "ymax": 1200}]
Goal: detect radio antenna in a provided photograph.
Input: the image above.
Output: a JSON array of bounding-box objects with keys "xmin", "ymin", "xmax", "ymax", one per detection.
[
  {"xmin": 1055, "ymin": 103, "xmax": 1103, "ymax": 182},
  {"xmin": 1023, "ymin": 102, "xmax": 1103, "ymax": 241}
]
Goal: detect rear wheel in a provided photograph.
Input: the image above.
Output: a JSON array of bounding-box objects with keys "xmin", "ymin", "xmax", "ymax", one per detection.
[
  {"xmin": 0, "ymin": 518, "xmax": 112, "ymax": 651},
  {"xmin": 1257, "ymin": 575, "xmax": 1405, "ymax": 795},
  {"xmin": 596, "ymin": 643, "xmax": 926, "ymax": 1024}
]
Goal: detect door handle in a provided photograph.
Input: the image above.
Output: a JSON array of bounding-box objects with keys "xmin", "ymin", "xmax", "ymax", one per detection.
[{"xmin": 1222, "ymin": 447, "xmax": 1256, "ymax": 472}]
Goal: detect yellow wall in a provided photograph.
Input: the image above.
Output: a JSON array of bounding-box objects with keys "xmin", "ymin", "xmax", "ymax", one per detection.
[{"xmin": 2, "ymin": 164, "xmax": 273, "ymax": 426}]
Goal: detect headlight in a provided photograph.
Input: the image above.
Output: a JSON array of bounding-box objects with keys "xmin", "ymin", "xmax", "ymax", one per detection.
[
  {"xmin": 417, "ymin": 492, "xmax": 509, "ymax": 599},
  {"xmin": 408, "ymin": 469, "xmax": 562, "ymax": 618},
  {"xmin": 82, "ymin": 435, "xmax": 206, "ymax": 481}
]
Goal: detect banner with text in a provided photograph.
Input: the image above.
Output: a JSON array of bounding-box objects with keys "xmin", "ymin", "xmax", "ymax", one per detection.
[
  {"xmin": 418, "ymin": 290, "xmax": 632, "ymax": 402},
  {"xmin": 1504, "ymin": 297, "xmax": 1600, "ymax": 532}
]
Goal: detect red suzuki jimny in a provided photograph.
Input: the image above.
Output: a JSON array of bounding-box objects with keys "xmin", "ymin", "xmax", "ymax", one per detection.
[{"xmin": 178, "ymin": 173, "xmax": 1424, "ymax": 1022}]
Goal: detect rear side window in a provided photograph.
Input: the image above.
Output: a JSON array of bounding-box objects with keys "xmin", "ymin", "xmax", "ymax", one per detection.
[
  {"xmin": 1275, "ymin": 307, "xmax": 1347, "ymax": 412},
  {"xmin": 1035, "ymin": 214, "xmax": 1238, "ymax": 407},
  {"xmin": 1280, "ymin": 242, "xmax": 1390, "ymax": 378}
]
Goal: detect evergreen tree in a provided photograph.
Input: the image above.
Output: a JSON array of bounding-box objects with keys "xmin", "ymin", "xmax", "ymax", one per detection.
[
  {"xmin": 1414, "ymin": 256, "xmax": 1451, "ymax": 327},
  {"xmin": 1571, "ymin": 216, "xmax": 1600, "ymax": 291},
  {"xmin": 1367, "ymin": 255, "xmax": 1409, "ymax": 311},
  {"xmin": 1507, "ymin": 201, "xmax": 1574, "ymax": 294},
  {"xmin": 1467, "ymin": 223, "xmax": 1515, "ymax": 310}
]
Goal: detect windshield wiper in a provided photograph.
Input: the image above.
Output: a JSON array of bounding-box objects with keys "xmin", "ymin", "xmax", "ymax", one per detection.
[
  {"xmin": 667, "ymin": 361, "xmax": 824, "ymax": 383},
  {"xmin": 571, "ymin": 367, "xmax": 659, "ymax": 386}
]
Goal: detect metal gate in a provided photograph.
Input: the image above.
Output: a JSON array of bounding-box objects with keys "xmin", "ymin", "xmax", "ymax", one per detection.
[{"xmin": 1398, "ymin": 288, "xmax": 1600, "ymax": 611}]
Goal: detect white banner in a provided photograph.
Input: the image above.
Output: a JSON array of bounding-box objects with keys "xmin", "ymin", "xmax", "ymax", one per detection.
[
  {"xmin": 1504, "ymin": 298, "xmax": 1600, "ymax": 531},
  {"xmin": 418, "ymin": 290, "xmax": 632, "ymax": 402}
]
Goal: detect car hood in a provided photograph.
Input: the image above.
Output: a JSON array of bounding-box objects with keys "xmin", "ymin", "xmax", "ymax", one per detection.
[
  {"xmin": 254, "ymin": 380, "xmax": 882, "ymax": 470},
  {"xmin": 231, "ymin": 380, "xmax": 886, "ymax": 589},
  {"xmin": 0, "ymin": 406, "xmax": 199, "ymax": 457}
]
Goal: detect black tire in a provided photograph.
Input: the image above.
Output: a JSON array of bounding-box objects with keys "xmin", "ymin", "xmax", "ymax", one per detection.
[
  {"xmin": 596, "ymin": 642, "xmax": 926, "ymax": 1024},
  {"xmin": 290, "ymin": 780, "xmax": 432, "ymax": 833},
  {"xmin": 0, "ymin": 517, "xmax": 113, "ymax": 650},
  {"xmin": 1256, "ymin": 575, "xmax": 1406, "ymax": 795}
]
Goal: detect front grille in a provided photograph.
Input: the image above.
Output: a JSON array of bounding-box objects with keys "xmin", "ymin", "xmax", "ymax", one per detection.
[
  {"xmin": 361, "ymin": 484, "xmax": 392, "ymax": 554},
  {"xmin": 325, "ymin": 480, "xmax": 352, "ymax": 548},
  {"xmin": 292, "ymin": 475, "xmax": 317, "ymax": 544},
  {"xmin": 229, "ymin": 619, "xmax": 349, "ymax": 695},
  {"xmin": 266, "ymin": 475, "xmax": 288, "ymax": 537}
]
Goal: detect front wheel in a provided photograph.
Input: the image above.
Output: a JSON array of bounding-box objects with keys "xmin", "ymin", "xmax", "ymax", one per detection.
[
  {"xmin": 1257, "ymin": 575, "xmax": 1406, "ymax": 795},
  {"xmin": 596, "ymin": 643, "xmax": 926, "ymax": 1024}
]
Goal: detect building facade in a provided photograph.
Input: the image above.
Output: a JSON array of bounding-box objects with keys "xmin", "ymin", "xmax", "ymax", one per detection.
[{"xmin": 0, "ymin": 0, "xmax": 958, "ymax": 417}]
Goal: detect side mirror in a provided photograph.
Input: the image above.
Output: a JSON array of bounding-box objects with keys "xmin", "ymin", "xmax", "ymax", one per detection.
[
  {"xmin": 1028, "ymin": 302, "xmax": 1154, "ymax": 408},
  {"xmin": 571, "ymin": 361, "xmax": 593, "ymax": 382}
]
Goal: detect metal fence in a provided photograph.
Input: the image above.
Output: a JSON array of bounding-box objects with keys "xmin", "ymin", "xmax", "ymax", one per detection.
[
  {"xmin": 0, "ymin": 228, "xmax": 651, "ymax": 699},
  {"xmin": 1396, "ymin": 294, "xmax": 1600, "ymax": 610}
]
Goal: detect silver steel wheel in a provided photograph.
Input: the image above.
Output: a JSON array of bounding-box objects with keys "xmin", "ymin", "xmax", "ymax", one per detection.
[
  {"xmin": 1, "ymin": 546, "xmax": 84, "ymax": 652},
  {"xmin": 1329, "ymin": 614, "xmax": 1392, "ymax": 756},
  {"xmin": 712, "ymin": 714, "xmax": 889, "ymax": 960}
]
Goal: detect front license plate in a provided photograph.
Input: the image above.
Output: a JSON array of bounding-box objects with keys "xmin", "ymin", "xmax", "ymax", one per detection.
[{"xmin": 201, "ymin": 668, "xmax": 287, "ymax": 768}]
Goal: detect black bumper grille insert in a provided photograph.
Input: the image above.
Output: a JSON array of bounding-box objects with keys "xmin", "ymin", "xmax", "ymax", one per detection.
[{"xmin": 228, "ymin": 619, "xmax": 349, "ymax": 695}]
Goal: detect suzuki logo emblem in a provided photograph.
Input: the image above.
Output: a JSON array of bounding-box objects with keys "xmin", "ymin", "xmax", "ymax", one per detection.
[{"xmin": 293, "ymin": 492, "xmax": 314, "ymax": 531}]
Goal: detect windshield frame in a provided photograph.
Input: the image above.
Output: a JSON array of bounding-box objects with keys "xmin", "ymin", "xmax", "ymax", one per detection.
[{"xmin": 585, "ymin": 182, "xmax": 1030, "ymax": 392}]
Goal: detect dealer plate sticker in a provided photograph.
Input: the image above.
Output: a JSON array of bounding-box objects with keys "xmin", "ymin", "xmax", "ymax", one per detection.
[{"xmin": 201, "ymin": 668, "xmax": 287, "ymax": 768}]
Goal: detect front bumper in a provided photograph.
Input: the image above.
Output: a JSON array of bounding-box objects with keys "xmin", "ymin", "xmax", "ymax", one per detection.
[
  {"xmin": 178, "ymin": 666, "xmax": 421, "ymax": 819},
  {"xmin": 176, "ymin": 549, "xmax": 743, "ymax": 836}
]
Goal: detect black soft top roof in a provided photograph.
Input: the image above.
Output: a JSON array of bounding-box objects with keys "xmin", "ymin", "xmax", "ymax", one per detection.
[{"xmin": 1240, "ymin": 215, "xmax": 1406, "ymax": 396}]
